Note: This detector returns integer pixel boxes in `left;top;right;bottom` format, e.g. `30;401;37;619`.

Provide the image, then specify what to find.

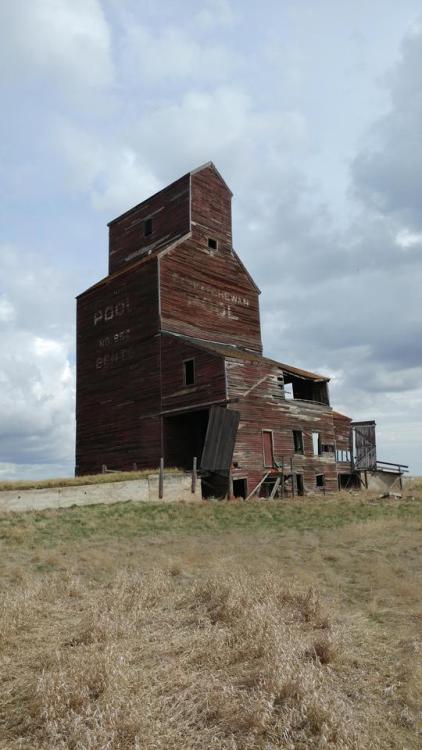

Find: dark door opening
233;478;247;499
338;473;360;490
295;474;304;496
164;409;209;470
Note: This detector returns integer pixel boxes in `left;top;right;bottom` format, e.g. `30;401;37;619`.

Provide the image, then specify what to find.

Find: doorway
232;477;247;499
295;474;304;496
164;409;209;470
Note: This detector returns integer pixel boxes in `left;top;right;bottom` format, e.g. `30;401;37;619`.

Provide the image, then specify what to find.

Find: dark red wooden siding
190;164;232;254
76;258;161;474
108;173;190;275
160;240;262;353
225;355;339;494
160;334;226;414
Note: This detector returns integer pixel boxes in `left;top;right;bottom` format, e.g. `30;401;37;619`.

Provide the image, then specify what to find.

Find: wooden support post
246;471;271;501
159;458;164;499
290;458;295;497
132;462;138;472
270;476;281;499
101;464;107;474
281;458;284;498
192;456;197;494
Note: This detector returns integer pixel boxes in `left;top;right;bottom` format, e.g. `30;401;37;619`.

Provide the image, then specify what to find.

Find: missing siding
144;218;153;236
207;238;218;250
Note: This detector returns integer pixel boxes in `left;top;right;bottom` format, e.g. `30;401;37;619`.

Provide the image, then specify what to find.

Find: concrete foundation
0;473;201;514
360;470;402;492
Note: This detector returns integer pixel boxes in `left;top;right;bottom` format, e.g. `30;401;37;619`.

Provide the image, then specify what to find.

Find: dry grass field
0;482;421;748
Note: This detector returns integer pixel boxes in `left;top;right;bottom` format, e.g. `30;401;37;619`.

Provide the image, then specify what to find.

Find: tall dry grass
1;568;417;749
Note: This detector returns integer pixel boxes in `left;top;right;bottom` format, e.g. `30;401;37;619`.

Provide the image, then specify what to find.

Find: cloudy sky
1;0;422;479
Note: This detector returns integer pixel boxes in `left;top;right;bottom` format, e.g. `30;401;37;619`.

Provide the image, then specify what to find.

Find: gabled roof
162;332;330;382
108;161;231;228
190;161;233;195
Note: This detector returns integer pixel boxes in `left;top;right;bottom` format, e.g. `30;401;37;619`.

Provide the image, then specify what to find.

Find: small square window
293;430;304;454
184;359;195;386
144;218;152;236
208;238;218;250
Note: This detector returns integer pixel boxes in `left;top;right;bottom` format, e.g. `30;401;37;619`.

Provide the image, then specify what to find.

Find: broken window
183;359;195;386
312;432;320;456
293;430;304;454
282;373;329;405
208;238;218;250
144;218;152;236
321;443;335;453
316;474;325;488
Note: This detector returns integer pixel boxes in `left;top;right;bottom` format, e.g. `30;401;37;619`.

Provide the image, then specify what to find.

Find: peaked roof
162;332;330;382
108;161;231;227
190;161;233;195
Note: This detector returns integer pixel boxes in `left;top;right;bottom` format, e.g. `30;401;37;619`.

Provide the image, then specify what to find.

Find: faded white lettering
93;297;130;326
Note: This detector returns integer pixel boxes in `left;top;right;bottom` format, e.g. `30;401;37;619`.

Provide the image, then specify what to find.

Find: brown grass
0;569;403;749
0;490;421;748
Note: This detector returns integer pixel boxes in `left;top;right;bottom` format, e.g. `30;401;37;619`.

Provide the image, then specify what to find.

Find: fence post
159;458;164;499
132;462;138;472
101;464;107;474
290;458;295;497
192;456;197;494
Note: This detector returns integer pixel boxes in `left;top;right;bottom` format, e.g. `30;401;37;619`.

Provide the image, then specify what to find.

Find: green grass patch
1;495;421;548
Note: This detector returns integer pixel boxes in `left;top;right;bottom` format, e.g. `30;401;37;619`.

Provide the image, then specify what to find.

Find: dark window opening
144;218;152;236
233;478;247;499
316;473;325;488
338;473;360;490
321;443;335;453
208;237;218;250
293;430;304;454
184;359;195;386
282;373;329;405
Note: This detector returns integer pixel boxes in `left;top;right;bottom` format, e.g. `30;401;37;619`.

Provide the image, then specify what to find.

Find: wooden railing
375;460;409;474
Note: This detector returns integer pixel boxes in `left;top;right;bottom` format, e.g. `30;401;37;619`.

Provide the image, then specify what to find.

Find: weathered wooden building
76;163;406;496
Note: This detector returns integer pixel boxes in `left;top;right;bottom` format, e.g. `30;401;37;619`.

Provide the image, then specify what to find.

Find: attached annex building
76;163;405;497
